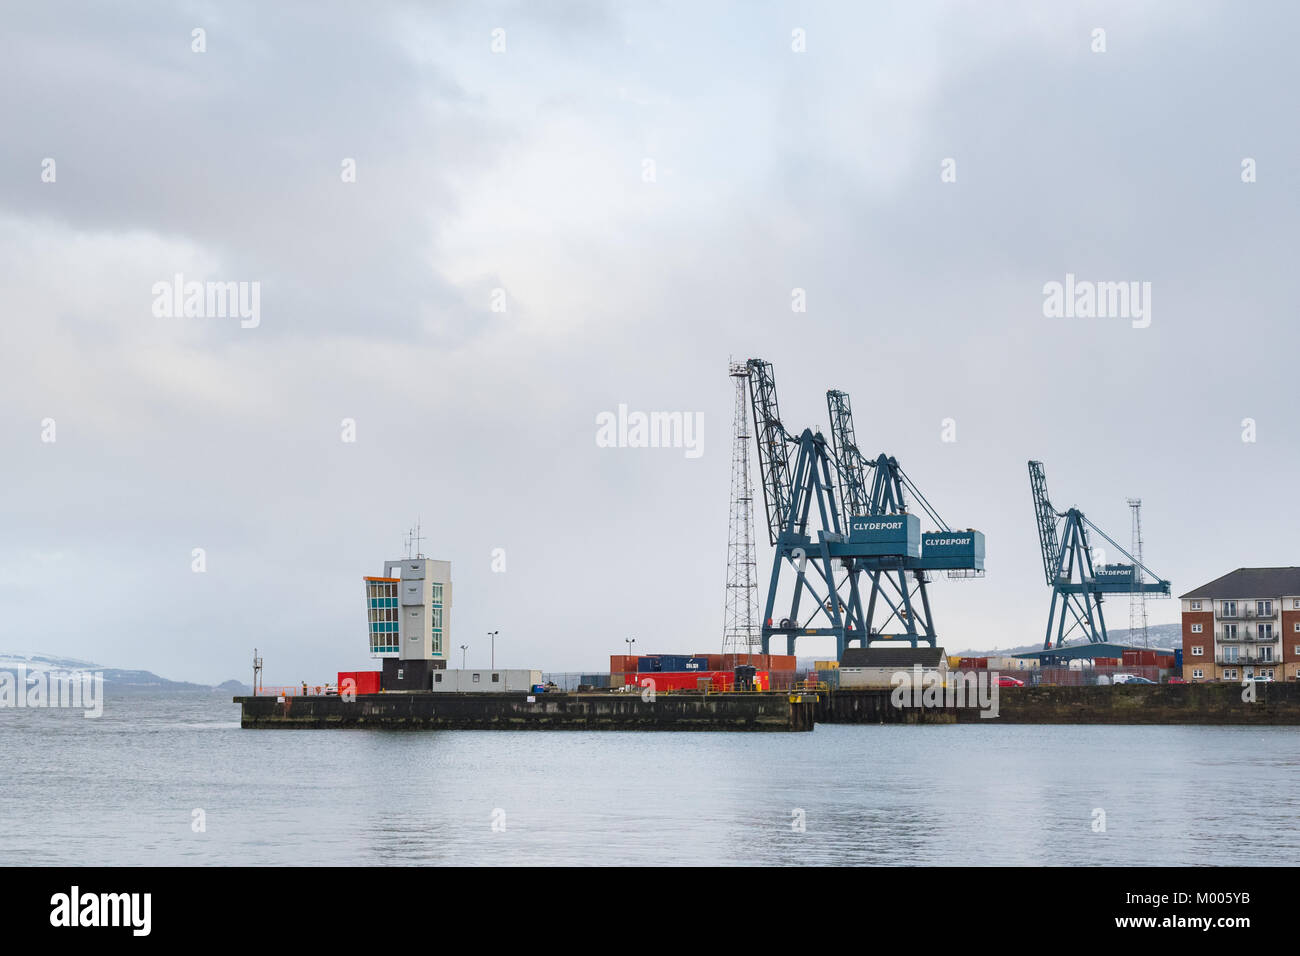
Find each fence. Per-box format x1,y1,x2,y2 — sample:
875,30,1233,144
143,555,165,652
962,665,1170,686
547,670,837,693
253,684,336,697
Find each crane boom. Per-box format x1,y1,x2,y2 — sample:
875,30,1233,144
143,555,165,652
826,389,869,518
1028,460,1061,585
746,359,794,547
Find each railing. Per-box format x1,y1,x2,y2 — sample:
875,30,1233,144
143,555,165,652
1218,607,1277,620
254,684,336,697
792,679,829,692
1214,654,1276,666
1216,631,1277,643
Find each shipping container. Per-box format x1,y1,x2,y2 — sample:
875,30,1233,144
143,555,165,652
625,669,773,692
637,656,662,672
609,654,638,674
337,671,382,695
814,660,840,671
958,657,988,669
720,653,769,670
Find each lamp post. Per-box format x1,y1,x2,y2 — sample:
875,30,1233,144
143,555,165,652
460,644,468,669
625,637,635,658
488,630,499,670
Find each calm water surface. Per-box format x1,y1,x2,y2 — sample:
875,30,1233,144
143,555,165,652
4,691,1298,865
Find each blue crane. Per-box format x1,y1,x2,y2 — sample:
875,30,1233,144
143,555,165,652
1028,460,1171,650
746,359,985,657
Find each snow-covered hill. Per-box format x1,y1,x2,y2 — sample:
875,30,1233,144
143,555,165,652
0,652,248,693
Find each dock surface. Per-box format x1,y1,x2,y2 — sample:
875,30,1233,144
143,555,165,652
235,690,817,731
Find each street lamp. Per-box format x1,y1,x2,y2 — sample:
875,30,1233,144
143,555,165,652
625,637,635,658
460,644,468,669
488,630,499,670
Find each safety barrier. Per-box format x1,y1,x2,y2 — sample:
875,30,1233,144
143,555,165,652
253,684,337,697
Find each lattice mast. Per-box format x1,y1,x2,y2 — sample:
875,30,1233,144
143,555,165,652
723,362,761,652
1128,498,1149,648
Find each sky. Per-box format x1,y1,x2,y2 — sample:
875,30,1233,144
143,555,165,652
2,1,1297,684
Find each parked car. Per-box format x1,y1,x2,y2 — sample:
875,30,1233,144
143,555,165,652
997,675,1024,688
1245,675,1273,683
1167,677,1187,684
1112,674,1156,685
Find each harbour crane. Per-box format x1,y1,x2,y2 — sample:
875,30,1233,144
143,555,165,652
746,359,985,657
1028,460,1171,651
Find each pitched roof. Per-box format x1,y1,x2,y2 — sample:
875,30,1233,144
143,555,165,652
1179,567,1300,600
841,646,945,668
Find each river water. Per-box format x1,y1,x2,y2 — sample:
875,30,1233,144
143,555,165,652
4,691,1297,865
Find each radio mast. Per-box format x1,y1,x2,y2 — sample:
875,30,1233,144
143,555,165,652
723,362,760,654
1128,498,1149,647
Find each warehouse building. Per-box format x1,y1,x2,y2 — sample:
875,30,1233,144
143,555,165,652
837,646,949,688
1180,568,1300,682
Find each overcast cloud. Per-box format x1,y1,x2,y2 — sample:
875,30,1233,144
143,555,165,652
2,1,1297,683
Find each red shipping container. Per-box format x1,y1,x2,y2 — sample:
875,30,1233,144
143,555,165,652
337,671,381,695
628,669,773,692
769,655,797,671
610,655,639,674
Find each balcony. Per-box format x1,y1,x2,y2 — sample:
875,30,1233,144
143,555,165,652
1218,606,1278,621
1214,653,1277,666
1216,630,1278,643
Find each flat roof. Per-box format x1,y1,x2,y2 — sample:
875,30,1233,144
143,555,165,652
363,576,400,582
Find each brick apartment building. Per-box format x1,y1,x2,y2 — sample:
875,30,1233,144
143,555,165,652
1180,568,1300,682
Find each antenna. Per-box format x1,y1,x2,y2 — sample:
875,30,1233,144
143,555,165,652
252,648,263,696
413,517,425,558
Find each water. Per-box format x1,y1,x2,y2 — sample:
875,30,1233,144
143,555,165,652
4,691,1298,865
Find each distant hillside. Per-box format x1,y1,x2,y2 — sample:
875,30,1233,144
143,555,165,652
950,622,1182,658
789,623,1182,667
0,652,248,693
